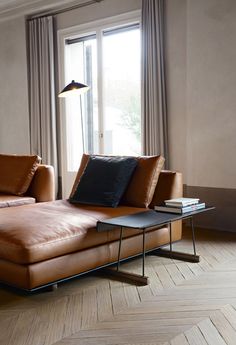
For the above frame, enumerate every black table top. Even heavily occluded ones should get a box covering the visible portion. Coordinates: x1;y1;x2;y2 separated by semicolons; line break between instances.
97;207;215;231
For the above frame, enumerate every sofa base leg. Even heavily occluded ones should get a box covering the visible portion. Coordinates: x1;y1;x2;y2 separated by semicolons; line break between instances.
43;283;58;292
101;268;149;285
153;248;200;262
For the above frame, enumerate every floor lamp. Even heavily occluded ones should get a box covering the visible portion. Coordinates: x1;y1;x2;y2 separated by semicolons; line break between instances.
58;80;90;152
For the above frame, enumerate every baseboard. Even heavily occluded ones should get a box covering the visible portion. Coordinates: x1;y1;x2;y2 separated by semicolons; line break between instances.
184;185;236;232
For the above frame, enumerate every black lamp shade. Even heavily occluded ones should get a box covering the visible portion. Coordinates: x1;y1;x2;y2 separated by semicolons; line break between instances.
58;80;90;97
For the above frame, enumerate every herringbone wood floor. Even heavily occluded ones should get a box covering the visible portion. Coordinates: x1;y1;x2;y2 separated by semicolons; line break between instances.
1;227;236;345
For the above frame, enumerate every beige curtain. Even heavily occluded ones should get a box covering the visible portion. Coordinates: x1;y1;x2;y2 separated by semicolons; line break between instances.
28;16;59;193
141;0;169;167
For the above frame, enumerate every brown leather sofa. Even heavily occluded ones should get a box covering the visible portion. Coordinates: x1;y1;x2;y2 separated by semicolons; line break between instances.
0;162;182;291
0;153;55;208
0;165;55;208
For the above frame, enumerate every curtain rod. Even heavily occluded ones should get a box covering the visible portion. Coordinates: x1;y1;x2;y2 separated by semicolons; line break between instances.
28;0;103;21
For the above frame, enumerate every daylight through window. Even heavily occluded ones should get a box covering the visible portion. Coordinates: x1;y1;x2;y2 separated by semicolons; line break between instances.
64;21;141;171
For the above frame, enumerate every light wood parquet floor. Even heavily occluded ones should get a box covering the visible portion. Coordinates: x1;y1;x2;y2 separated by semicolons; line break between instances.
1;226;236;345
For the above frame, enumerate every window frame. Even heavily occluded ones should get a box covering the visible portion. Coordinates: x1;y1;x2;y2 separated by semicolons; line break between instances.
58;10;141;197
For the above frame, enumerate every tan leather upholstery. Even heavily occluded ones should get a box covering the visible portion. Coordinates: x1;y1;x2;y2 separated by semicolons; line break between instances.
27;165;55;202
0;168;183;290
0;224;182;290
0;154;41;195
149;170;183;209
70;154;165;208
122;155;165;207
0;164;55;209
70;154;90;197
0;200;146;264
0;194;35;208
0;259;30;289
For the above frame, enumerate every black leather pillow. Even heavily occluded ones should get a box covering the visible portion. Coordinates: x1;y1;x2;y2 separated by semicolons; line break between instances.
70;155;138;207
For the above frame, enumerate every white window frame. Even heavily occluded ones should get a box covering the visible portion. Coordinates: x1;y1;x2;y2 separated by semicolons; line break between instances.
58;10;141;197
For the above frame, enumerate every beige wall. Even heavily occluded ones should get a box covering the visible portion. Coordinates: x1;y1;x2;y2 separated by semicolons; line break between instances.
0;16;30;154
186;0;236;189
0;0;141;156
166;0;236;189
57;0;141;29
0;0;236;191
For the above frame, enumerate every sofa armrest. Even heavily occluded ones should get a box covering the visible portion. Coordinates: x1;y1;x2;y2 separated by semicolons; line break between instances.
149;170;183;209
27;165;55;202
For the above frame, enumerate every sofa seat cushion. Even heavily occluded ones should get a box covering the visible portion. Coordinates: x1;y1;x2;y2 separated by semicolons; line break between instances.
0;194;36;208
0;200;146;265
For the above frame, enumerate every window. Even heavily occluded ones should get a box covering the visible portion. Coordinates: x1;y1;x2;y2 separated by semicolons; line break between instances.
65;34;98;171
102;24;141;156
59;12;141;196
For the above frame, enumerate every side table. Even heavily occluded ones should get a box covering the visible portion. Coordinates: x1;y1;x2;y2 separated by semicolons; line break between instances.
97;207;215;285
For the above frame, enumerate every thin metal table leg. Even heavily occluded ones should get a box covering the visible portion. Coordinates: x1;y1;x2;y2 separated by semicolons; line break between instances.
169;222;172;258
103;225;149;285
117;226;123;271
154;217;199;262
142;228;146;277
190;217;197;256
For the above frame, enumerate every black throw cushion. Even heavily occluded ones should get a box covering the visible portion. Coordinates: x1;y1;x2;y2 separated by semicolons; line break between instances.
70;155;138;207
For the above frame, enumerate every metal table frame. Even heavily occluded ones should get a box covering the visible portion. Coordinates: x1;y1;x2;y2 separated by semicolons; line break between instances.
97;207;215;285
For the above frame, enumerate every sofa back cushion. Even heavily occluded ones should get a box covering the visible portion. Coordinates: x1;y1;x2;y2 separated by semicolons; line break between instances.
70;155;138;207
70;154;165;208
70;153;90;198
0;154;41;196
121;155;165;208
149;170;183;209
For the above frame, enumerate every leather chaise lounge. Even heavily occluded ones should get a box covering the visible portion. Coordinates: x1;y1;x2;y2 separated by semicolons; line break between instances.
0;154;183;291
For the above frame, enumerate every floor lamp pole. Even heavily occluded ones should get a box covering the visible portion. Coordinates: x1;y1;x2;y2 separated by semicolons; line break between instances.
79;95;85;152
